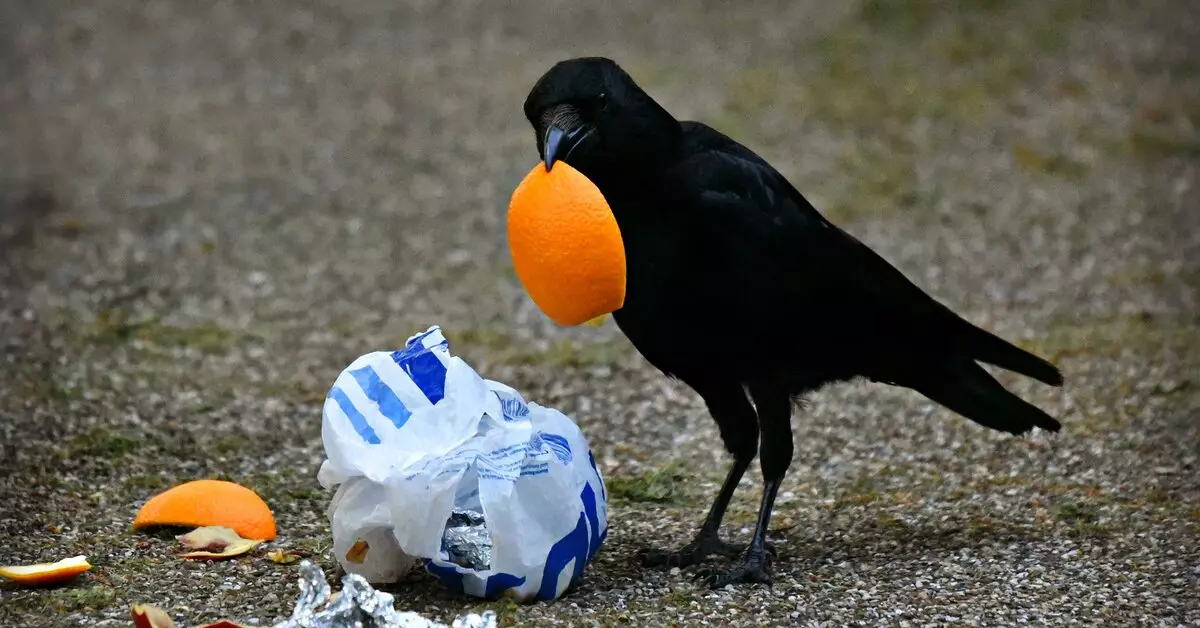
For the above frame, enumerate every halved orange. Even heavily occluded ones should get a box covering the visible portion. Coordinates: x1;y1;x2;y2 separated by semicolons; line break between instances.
133;479;277;541
0;555;92;586
508;161;626;326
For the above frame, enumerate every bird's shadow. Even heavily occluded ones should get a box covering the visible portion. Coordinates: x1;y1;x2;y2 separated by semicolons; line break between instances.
592;512;1066;592
771;516;1058;568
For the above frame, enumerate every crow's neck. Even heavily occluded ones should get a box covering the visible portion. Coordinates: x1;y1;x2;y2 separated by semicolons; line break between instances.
592;117;683;193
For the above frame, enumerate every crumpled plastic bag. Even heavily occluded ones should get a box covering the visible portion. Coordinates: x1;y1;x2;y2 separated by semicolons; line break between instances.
317;326;608;602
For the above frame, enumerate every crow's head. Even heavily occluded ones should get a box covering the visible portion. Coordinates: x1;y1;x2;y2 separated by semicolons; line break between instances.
523;57;681;182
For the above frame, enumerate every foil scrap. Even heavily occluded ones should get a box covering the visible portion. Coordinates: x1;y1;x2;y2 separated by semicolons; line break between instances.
442;508;492;571
273;560;498;628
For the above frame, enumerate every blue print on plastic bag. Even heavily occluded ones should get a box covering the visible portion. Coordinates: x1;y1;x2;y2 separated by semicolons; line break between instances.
527;431;572;465
424;480;606;601
425;562;528;598
469;434;574;481
328;386;381;444
497;393;530;421
348;365;413;429
536;482;604;600
390;329;447;404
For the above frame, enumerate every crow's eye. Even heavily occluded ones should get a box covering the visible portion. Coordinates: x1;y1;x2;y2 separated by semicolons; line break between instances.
597;92;609;112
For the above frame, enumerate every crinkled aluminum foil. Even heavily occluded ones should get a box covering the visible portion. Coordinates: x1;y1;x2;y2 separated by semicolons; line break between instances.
442;508;492;571
273;560;498;628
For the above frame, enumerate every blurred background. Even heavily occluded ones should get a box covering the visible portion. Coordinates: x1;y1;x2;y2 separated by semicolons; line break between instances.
1;0;1197;625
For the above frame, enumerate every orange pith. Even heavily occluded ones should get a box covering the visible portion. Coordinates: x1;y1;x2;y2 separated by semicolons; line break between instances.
507;161;626;326
133;479;277;541
0;555;92;586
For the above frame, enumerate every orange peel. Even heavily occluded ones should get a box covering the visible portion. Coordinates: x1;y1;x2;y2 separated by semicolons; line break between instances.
132;603;175;628
133;479;276;541
508;161;626;326
0;555;92;586
266;549;301;564
176;526;263;560
345;539;370;564
132;603;245;628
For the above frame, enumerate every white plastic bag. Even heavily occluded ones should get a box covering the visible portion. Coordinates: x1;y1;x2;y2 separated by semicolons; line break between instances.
317;326;609;602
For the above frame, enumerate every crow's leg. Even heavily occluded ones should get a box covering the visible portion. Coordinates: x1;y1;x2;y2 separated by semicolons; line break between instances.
639;382;759;568
638;456;751;567
696;383;793;587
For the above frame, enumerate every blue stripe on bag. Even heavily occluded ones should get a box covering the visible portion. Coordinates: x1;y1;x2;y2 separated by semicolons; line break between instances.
349;365;413;429
329;386;381;444
582;482;603;562
391;332;448;404
483;572;527;598
537;495;592;599
424;561;529;599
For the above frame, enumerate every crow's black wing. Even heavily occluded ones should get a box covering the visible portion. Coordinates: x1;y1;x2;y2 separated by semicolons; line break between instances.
666;126;1062;385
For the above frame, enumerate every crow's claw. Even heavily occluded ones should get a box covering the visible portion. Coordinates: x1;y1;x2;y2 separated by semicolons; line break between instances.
693;560;773;588
692;544;774;588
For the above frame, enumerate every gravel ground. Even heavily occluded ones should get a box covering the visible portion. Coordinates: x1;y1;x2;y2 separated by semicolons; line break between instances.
2;0;1198;626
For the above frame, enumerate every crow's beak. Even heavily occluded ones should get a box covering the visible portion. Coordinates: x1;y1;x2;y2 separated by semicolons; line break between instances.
544;124;588;172
542;105;591;172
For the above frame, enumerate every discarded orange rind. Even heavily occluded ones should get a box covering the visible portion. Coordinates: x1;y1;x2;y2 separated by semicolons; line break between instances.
508;161;626;327
133;479;277;541
266;549;301;565
176;526;263;560
0;555;92;586
132;603;175;628
132;603;246;628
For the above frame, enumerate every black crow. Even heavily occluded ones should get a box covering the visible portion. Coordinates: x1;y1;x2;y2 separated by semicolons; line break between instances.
521;57;1063;588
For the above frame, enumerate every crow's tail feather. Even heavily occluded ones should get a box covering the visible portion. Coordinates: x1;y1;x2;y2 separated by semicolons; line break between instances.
958;323;1064;387
912;361;1062;435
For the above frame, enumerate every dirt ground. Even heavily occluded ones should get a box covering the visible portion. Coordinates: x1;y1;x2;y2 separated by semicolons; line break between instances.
2;0;1198;626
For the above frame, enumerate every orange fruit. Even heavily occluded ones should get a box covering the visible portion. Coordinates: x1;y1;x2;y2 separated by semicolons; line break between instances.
0;555;92;586
508;161;626;326
133;479;277;541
